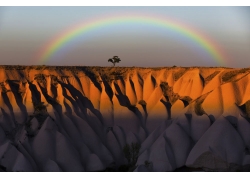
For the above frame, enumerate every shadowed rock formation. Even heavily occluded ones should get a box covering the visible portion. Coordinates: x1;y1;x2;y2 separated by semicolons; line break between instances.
0;65;250;172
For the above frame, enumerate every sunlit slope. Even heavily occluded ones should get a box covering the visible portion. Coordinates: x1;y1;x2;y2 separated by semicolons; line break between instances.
0;65;250;172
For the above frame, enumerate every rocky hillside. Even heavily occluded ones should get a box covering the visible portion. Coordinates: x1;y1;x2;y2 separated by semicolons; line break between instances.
0;65;250;172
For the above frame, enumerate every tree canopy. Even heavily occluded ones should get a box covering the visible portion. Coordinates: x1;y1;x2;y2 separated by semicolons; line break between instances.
108;56;121;66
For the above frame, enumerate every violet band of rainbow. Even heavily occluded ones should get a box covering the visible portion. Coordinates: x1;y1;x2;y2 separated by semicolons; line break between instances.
36;13;228;65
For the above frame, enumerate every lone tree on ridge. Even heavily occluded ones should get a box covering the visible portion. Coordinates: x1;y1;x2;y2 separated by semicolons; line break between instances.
108;56;121;66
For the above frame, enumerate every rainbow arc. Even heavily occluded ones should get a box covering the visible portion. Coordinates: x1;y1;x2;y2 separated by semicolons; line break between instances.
36;13;228;65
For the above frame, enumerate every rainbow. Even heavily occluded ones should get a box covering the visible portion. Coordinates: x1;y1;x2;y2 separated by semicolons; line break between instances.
36;13;228;65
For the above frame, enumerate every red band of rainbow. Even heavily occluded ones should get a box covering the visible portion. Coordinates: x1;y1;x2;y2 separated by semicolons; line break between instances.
36;13;228;65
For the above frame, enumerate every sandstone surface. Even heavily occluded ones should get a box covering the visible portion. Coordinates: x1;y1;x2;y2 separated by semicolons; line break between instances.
0;65;249;172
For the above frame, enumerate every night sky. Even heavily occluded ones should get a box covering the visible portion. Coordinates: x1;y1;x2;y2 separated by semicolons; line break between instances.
0;6;249;67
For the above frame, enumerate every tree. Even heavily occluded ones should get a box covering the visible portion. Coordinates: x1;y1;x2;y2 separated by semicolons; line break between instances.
33;102;47;114
123;142;141;165
108;56;121;66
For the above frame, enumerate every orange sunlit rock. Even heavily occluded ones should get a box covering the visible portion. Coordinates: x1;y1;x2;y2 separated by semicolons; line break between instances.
0;66;250;172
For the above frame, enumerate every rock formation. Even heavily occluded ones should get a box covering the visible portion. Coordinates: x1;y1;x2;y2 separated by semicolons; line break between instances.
0;65;249;172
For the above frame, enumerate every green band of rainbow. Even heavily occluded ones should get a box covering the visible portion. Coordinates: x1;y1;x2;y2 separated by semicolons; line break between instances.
36;13;228;65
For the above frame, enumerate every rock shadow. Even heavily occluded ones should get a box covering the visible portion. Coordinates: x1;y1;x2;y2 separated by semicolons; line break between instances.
7;80;28;121
160;99;172;120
